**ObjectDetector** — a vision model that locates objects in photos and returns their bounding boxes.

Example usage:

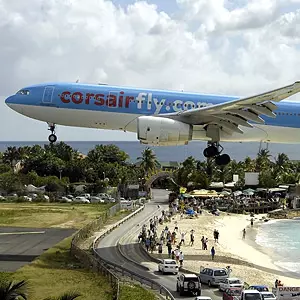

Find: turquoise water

[256,219,300,274]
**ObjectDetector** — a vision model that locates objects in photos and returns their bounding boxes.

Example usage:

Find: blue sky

[0,0,299,141]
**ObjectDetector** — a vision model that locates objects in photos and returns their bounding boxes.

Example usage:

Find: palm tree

[2,147,21,168]
[137,147,159,177]
[256,148,272,172]
[0,279,28,300]
[44,292,81,300]
[275,153,290,171]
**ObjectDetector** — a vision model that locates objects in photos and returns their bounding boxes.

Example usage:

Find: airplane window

[17,89,30,95]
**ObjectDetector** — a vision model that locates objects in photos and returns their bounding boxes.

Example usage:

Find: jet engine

[137,116,193,146]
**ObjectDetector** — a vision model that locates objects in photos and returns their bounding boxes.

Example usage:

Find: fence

[71,203,175,300]
[71,203,122,299]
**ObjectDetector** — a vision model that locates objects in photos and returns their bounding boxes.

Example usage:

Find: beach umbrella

[220,190,231,196]
[233,191,242,196]
[243,190,254,196]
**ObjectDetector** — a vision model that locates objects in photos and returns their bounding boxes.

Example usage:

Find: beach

[155,210,300,288]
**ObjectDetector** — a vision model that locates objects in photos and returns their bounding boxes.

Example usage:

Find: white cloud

[0,0,300,141]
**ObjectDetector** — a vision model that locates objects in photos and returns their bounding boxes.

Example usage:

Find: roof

[244,290,261,293]
[158,161,180,168]
[163,259,176,262]
[183,273,198,278]
[228,277,240,281]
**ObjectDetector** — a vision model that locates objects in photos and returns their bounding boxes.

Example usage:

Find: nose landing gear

[48,123,57,144]
[203,142,231,166]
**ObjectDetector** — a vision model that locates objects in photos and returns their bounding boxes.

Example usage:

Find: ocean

[1,140,300,162]
[256,219,300,274]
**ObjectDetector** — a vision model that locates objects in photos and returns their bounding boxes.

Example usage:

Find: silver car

[199,267,228,287]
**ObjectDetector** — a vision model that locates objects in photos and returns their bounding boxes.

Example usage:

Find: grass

[2,237,113,300]
[120,284,157,300]
[0,202,115,228]
[0,203,156,300]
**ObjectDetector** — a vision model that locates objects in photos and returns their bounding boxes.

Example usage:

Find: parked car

[240,290,263,300]
[90,196,105,203]
[59,196,72,203]
[248,286,269,292]
[194,297,212,300]
[219,278,244,291]
[199,267,228,287]
[260,292,276,300]
[74,196,90,204]
[158,259,178,274]
[22,196,32,202]
[223,288,243,300]
[176,274,201,296]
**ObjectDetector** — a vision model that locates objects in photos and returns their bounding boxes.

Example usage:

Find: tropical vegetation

[0,142,298,197]
[173,148,300,191]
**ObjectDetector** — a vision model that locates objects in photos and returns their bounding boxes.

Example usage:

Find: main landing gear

[203,142,231,166]
[48,123,57,144]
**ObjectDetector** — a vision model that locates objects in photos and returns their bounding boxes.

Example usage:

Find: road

[0,227,75,271]
[95,189,223,300]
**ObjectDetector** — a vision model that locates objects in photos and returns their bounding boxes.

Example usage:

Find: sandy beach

[155,210,300,288]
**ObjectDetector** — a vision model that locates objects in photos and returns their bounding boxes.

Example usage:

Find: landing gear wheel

[48,123,57,144]
[203,145,219,158]
[48,134,57,143]
[215,154,231,166]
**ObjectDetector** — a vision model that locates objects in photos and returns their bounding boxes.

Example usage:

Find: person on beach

[175,248,180,262]
[250,218,254,227]
[214,230,219,242]
[211,246,215,260]
[242,228,246,239]
[179,251,184,267]
[158,243,163,255]
[180,231,186,245]
[203,238,208,250]
[226,266,232,277]
[201,236,205,249]
[171,250,175,260]
[190,230,195,246]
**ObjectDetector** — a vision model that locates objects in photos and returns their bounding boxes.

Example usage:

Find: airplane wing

[167,81,300,135]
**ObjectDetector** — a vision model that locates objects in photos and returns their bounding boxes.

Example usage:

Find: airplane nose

[5,95,15,107]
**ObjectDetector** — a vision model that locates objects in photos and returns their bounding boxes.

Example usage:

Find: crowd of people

[137,208,219,265]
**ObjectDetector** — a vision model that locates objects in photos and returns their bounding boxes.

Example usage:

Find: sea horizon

[1,140,300,162]
[256,218,300,275]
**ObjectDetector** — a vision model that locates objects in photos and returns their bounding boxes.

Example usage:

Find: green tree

[256,149,272,172]
[0,172,23,194]
[2,147,21,167]
[44,142,77,162]
[0,279,28,300]
[87,144,128,165]
[137,147,159,177]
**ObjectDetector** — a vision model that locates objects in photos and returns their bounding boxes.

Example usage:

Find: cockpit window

[17,90,30,95]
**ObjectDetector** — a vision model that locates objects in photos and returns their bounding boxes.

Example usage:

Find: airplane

[4,80,300,166]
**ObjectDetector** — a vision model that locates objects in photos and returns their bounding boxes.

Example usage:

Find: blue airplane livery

[5,80,300,165]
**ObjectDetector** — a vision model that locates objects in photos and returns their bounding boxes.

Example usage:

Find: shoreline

[155,210,300,287]
[242,217,300,278]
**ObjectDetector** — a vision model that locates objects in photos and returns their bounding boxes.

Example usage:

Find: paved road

[0,227,75,271]
[96,189,223,300]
